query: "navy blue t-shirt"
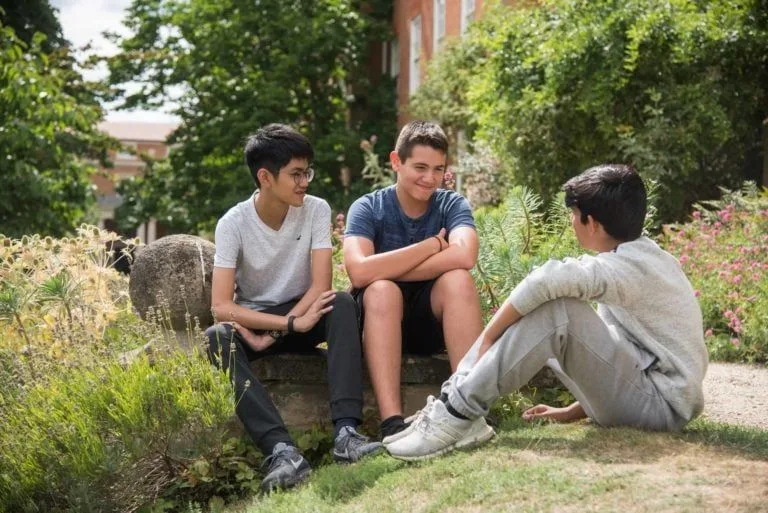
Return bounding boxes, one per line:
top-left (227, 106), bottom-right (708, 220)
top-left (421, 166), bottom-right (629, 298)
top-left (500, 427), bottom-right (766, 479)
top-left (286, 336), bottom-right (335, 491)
top-left (345, 185), bottom-right (475, 253)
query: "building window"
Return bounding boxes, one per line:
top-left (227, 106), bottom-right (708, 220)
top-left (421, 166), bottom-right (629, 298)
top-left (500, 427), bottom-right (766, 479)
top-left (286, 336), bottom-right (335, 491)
top-left (116, 142), bottom-right (137, 160)
top-left (409, 15), bottom-right (421, 95)
top-left (433, 0), bottom-right (446, 53)
top-left (391, 38), bottom-right (400, 79)
top-left (381, 42), bottom-right (388, 75)
top-left (461, 0), bottom-right (476, 35)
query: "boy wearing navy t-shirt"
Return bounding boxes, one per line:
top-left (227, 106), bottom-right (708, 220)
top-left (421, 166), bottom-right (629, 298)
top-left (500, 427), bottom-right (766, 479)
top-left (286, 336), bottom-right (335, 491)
top-left (343, 121), bottom-right (484, 440)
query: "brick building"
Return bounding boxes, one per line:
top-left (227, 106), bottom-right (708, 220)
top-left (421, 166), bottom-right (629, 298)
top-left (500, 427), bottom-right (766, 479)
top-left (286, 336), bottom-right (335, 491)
top-left (94, 121), bottom-right (179, 243)
top-left (380, 0), bottom-right (519, 125)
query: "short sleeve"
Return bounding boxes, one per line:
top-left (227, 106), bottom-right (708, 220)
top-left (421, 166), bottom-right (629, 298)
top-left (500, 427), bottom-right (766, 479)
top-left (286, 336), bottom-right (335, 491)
top-left (213, 216), bottom-right (240, 268)
top-left (345, 195), bottom-right (376, 241)
top-left (445, 194), bottom-right (475, 232)
top-left (311, 200), bottom-right (333, 250)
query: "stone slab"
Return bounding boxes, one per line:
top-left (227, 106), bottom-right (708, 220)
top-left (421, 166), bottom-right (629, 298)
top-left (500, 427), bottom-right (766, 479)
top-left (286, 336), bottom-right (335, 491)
top-left (250, 352), bottom-right (561, 429)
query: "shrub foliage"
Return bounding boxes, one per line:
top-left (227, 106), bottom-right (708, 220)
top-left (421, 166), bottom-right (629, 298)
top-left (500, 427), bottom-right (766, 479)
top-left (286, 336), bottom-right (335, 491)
top-left (410, 0), bottom-right (768, 221)
top-left (661, 184), bottom-right (768, 363)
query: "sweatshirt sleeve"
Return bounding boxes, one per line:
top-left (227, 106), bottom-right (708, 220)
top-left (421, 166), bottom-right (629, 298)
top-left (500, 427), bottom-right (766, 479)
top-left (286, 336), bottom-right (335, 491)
top-left (506, 254), bottom-right (632, 315)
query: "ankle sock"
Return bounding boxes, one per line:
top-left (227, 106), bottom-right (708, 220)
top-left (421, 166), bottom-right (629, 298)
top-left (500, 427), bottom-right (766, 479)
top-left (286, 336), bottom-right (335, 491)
top-left (439, 394), bottom-right (469, 420)
top-left (380, 415), bottom-right (406, 438)
top-left (333, 417), bottom-right (358, 438)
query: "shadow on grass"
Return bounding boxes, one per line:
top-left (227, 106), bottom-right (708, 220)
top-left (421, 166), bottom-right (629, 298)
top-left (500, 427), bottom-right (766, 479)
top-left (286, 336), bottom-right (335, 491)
top-left (308, 453), bottom-right (407, 505)
top-left (492, 414), bottom-right (768, 465)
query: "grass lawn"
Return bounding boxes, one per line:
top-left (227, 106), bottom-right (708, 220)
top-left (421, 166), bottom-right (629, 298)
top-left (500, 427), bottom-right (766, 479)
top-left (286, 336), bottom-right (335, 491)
top-left (222, 417), bottom-right (768, 513)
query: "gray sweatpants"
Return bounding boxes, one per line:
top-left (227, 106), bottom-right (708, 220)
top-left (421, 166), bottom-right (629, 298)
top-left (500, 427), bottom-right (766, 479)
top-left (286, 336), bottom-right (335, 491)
top-left (443, 298), bottom-right (686, 431)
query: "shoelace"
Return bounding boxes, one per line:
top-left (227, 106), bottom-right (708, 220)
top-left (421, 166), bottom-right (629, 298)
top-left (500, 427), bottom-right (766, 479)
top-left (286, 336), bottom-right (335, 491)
top-left (413, 396), bottom-right (438, 434)
top-left (340, 427), bottom-right (371, 449)
top-left (260, 449), bottom-right (297, 473)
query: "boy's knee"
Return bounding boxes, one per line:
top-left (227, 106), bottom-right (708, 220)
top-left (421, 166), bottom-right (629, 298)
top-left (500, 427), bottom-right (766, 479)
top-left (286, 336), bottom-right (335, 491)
top-left (333, 290), bottom-right (356, 310)
top-left (362, 280), bottom-right (402, 313)
top-left (436, 269), bottom-right (474, 291)
top-left (206, 323), bottom-right (234, 355)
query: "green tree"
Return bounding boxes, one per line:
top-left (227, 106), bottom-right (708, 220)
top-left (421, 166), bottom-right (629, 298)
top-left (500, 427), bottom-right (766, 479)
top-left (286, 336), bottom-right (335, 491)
top-left (0, 21), bottom-right (112, 238)
top-left (0, 0), bottom-right (66, 52)
top-left (411, 0), bottom-right (768, 221)
top-left (107, 0), bottom-right (396, 233)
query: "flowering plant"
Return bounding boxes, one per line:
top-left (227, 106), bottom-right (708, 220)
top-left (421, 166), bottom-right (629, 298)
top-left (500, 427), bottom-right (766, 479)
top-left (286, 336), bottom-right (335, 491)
top-left (661, 183), bottom-right (768, 363)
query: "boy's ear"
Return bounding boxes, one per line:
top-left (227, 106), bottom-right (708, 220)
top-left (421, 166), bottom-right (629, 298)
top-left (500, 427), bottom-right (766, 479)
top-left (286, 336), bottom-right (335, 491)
top-left (257, 168), bottom-right (273, 187)
top-left (390, 151), bottom-right (402, 172)
top-left (587, 214), bottom-right (603, 235)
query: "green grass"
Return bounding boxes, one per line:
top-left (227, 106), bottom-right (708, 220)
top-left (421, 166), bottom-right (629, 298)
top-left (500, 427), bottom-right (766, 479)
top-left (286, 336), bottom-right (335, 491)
top-left (220, 418), bottom-right (768, 513)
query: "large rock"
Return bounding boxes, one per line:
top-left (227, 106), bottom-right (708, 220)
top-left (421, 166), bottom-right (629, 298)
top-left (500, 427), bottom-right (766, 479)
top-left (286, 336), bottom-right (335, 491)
top-left (129, 234), bottom-right (215, 330)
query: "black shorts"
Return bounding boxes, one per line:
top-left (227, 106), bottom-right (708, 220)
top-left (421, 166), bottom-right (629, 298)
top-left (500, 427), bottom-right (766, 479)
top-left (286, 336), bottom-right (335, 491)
top-left (352, 280), bottom-right (445, 355)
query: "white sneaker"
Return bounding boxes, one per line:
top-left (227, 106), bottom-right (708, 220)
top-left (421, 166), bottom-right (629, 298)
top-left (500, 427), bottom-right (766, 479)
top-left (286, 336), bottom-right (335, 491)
top-left (382, 396), bottom-right (436, 446)
top-left (386, 399), bottom-right (495, 461)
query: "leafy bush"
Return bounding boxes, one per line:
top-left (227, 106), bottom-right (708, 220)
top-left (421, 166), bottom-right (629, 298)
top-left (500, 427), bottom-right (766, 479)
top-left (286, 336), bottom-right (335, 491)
top-left (472, 186), bottom-right (583, 317)
top-left (0, 228), bottom-right (262, 511)
top-left (661, 184), bottom-right (768, 363)
top-left (0, 350), bottom-right (239, 512)
top-left (410, 0), bottom-right (768, 222)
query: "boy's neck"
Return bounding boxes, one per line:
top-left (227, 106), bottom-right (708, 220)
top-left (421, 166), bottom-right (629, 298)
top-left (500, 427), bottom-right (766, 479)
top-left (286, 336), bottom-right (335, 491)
top-left (592, 235), bottom-right (624, 253)
top-left (394, 183), bottom-right (431, 218)
top-left (254, 190), bottom-right (290, 230)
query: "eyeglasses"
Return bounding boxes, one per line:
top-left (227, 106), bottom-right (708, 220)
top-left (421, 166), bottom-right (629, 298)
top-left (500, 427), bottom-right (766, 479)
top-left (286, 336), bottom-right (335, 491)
top-left (286, 168), bottom-right (315, 185)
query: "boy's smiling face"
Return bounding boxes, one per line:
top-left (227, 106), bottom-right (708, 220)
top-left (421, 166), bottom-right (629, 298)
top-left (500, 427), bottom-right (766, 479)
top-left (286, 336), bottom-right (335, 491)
top-left (390, 145), bottom-right (446, 204)
top-left (259, 158), bottom-right (311, 207)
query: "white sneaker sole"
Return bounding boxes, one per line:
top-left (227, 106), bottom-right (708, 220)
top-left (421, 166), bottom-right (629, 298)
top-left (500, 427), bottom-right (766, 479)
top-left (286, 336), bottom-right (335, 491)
top-left (389, 424), bottom-right (496, 462)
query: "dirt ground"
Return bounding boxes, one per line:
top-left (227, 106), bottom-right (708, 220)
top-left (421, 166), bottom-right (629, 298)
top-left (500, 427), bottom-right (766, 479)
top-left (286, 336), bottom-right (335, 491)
top-left (702, 362), bottom-right (768, 430)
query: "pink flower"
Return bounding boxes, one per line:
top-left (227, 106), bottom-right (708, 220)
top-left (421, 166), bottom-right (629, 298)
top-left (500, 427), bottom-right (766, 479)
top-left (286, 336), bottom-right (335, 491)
top-left (730, 338), bottom-right (741, 347)
top-left (732, 275), bottom-right (742, 285)
top-left (692, 211), bottom-right (701, 220)
top-left (718, 210), bottom-right (731, 222)
top-left (704, 329), bottom-right (713, 337)
top-left (679, 255), bottom-right (689, 265)
top-left (694, 289), bottom-right (700, 297)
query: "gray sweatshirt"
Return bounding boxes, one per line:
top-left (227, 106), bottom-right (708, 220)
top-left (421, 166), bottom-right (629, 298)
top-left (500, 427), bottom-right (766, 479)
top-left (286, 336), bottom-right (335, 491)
top-left (507, 236), bottom-right (708, 422)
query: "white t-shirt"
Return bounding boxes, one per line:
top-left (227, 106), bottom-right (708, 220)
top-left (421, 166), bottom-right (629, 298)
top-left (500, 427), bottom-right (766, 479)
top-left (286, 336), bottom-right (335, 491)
top-left (213, 192), bottom-right (332, 310)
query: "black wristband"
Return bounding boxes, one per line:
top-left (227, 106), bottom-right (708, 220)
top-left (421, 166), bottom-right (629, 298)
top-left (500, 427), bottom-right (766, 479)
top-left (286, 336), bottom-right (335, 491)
top-left (287, 315), bottom-right (296, 334)
top-left (432, 235), bottom-right (443, 251)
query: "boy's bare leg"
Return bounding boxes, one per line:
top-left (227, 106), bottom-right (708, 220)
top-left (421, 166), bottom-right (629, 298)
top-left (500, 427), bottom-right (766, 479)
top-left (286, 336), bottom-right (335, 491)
top-left (362, 280), bottom-right (404, 419)
top-left (430, 269), bottom-right (484, 371)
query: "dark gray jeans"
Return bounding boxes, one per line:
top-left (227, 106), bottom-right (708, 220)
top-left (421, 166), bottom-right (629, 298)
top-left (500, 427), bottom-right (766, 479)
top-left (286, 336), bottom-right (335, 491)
top-left (206, 292), bottom-right (363, 453)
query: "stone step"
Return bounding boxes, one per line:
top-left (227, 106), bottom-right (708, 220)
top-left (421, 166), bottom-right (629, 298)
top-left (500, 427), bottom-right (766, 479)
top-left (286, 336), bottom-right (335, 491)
top-left (250, 351), bottom-right (561, 429)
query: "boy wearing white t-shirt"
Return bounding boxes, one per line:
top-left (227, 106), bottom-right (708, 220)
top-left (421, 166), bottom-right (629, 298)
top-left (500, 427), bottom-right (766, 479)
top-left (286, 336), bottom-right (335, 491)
top-left (206, 124), bottom-right (381, 492)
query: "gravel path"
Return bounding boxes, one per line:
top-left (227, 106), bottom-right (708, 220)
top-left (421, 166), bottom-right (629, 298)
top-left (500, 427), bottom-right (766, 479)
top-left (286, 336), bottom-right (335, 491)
top-left (702, 362), bottom-right (768, 430)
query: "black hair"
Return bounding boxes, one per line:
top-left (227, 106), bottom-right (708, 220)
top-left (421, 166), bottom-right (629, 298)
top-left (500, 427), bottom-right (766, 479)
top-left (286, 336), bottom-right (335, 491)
top-left (563, 164), bottom-right (647, 241)
top-left (394, 121), bottom-right (449, 163)
top-left (244, 124), bottom-right (314, 187)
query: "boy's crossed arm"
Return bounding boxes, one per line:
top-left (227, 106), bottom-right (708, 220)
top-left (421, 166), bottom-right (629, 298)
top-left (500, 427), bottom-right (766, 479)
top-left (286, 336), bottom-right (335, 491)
top-left (343, 226), bottom-right (477, 288)
top-left (395, 226), bottom-right (478, 282)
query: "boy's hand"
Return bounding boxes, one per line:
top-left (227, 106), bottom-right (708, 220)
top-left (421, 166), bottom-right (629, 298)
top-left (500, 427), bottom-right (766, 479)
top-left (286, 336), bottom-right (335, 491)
top-left (230, 322), bottom-right (277, 352)
top-left (433, 228), bottom-right (448, 251)
top-left (522, 403), bottom-right (585, 423)
top-left (294, 290), bottom-right (336, 333)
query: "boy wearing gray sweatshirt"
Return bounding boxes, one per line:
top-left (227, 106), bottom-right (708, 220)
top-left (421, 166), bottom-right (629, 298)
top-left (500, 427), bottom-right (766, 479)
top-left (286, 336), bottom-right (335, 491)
top-left (386, 164), bottom-right (708, 461)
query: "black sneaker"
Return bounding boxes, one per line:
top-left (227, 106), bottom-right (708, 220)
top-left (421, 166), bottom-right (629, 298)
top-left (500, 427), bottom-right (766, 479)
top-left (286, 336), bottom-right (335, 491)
top-left (333, 426), bottom-right (385, 463)
top-left (260, 443), bottom-right (311, 492)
